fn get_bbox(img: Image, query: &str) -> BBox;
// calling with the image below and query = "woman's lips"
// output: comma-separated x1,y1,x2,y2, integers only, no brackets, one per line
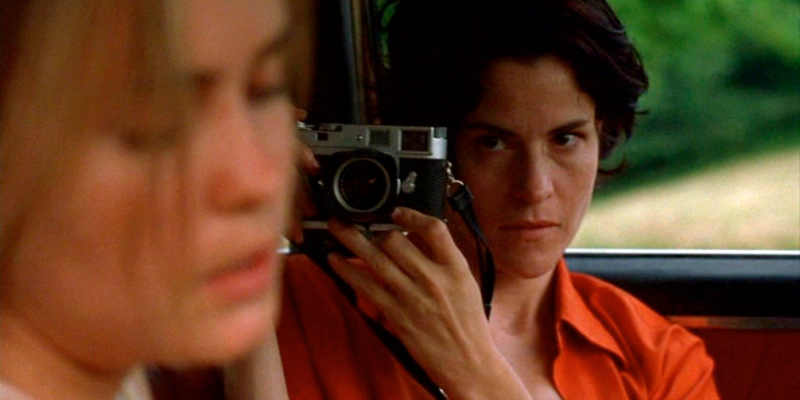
499,220,559,240
205,249,276,303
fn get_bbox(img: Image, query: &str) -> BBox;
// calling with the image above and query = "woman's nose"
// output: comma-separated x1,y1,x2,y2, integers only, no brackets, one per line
514,152,555,204
204,97,293,213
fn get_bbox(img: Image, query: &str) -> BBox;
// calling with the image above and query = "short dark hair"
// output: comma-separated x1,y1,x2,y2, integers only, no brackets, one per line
382,0,648,161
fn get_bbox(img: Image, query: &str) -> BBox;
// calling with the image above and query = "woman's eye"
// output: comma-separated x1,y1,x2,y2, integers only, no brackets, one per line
247,84,288,104
554,132,580,147
249,56,288,104
118,127,177,152
477,136,507,151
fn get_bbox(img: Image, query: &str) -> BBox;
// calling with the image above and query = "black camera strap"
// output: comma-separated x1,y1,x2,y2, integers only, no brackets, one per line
298,164,495,400
445,164,496,319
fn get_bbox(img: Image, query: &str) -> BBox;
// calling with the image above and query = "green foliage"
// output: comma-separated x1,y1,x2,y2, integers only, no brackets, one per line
373,0,400,69
599,0,800,195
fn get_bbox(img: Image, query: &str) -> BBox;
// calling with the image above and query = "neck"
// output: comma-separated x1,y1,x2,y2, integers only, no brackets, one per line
0,312,129,400
453,210,562,395
450,211,558,338
489,266,557,338
486,263,561,397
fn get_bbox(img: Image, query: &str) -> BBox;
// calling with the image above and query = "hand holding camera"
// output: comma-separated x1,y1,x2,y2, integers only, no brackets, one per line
291,122,498,397
325,205,497,396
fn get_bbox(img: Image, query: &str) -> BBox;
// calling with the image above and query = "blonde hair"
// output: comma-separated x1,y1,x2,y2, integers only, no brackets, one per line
0,0,186,258
2,0,315,284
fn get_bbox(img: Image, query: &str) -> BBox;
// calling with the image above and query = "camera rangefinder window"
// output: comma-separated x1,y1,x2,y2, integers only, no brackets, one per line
401,129,430,152
369,129,391,147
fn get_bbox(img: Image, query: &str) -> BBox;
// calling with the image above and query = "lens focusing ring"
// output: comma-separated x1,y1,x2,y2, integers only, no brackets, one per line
333,157,392,213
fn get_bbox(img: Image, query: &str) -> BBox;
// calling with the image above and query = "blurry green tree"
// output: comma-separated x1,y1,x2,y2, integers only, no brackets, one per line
602,0,800,194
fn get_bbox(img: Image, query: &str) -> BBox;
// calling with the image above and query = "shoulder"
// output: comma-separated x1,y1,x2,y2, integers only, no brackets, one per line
282,255,356,308
567,270,705,355
565,271,718,398
281,254,356,322
283,254,332,290
568,270,672,329
278,255,430,400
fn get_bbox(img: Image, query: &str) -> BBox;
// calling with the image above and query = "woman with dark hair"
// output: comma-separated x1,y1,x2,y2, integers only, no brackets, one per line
278,0,718,398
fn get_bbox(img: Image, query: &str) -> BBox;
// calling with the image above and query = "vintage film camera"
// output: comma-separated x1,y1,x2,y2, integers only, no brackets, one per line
298,123,449,234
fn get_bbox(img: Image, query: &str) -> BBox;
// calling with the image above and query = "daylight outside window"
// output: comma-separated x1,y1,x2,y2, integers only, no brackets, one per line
571,0,800,251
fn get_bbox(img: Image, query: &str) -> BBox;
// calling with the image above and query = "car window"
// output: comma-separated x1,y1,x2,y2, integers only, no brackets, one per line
571,0,800,250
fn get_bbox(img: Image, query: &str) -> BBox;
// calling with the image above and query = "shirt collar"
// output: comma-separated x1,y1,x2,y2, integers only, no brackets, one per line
553,257,626,366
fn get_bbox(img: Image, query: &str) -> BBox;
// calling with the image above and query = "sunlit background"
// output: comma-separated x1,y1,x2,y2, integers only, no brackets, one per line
571,0,799,250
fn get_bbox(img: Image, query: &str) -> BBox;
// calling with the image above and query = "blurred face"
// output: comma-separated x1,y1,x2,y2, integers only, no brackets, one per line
0,0,295,372
454,56,599,279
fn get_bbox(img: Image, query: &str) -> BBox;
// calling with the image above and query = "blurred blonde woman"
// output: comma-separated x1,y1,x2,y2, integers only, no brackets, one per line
0,0,307,399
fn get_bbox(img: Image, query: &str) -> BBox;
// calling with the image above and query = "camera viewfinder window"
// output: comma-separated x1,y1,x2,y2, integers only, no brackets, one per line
369,129,391,147
316,132,329,141
401,129,430,152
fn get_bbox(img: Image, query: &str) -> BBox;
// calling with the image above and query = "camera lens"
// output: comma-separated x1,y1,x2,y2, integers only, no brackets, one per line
334,158,391,213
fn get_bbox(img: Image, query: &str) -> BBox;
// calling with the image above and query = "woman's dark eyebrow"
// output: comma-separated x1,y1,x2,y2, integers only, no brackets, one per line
549,119,592,134
460,121,516,137
462,119,592,137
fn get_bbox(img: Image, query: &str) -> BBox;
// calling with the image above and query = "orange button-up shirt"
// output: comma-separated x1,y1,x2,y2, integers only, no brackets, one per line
277,255,718,399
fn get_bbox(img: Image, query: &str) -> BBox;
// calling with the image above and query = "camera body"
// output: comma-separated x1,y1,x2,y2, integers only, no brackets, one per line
298,123,448,231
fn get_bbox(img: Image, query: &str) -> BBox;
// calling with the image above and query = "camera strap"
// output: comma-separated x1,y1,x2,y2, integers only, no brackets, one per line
445,164,496,319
